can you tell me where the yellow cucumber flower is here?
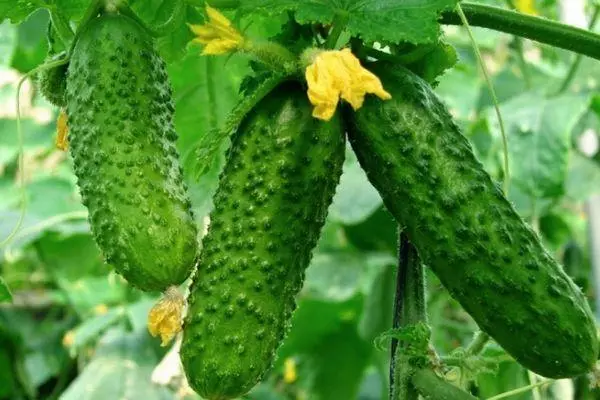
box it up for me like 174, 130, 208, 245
188, 4, 244, 55
305, 48, 391, 121
56, 109, 68, 151
147, 286, 185, 346
515, 0, 538, 16
283, 358, 298, 383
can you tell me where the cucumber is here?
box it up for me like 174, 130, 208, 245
65, 13, 198, 292
38, 51, 68, 107
344, 64, 598, 378
181, 82, 345, 400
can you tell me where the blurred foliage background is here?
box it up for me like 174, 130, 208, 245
1, 0, 600, 399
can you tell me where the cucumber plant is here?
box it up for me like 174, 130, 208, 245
4, 1, 600, 399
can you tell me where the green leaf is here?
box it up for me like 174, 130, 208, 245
65, 307, 126, 356
185, 68, 284, 181
10, 9, 48, 73
169, 52, 251, 216
566, 152, 600, 201
35, 233, 105, 281
304, 251, 394, 302
304, 320, 372, 400
343, 206, 397, 253
0, 118, 54, 166
488, 93, 590, 198
405, 41, 458, 84
277, 296, 364, 362
238, 0, 458, 45
539, 212, 572, 251
358, 263, 395, 343
0, 0, 39, 24
328, 146, 382, 224
0, 277, 12, 302
61, 327, 172, 400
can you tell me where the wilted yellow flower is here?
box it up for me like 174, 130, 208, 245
56, 109, 68, 151
305, 48, 391, 121
515, 0, 538, 15
283, 358, 297, 383
188, 4, 244, 55
94, 303, 108, 315
62, 330, 75, 347
148, 286, 185, 346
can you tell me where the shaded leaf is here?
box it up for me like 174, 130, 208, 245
304, 251, 394, 302
65, 307, 126, 356
566, 152, 600, 200
488, 93, 590, 198
61, 327, 172, 400
0, 0, 38, 24
0, 276, 11, 302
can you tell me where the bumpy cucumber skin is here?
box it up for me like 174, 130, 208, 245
181, 83, 345, 400
38, 51, 68, 107
345, 64, 598, 378
65, 14, 198, 292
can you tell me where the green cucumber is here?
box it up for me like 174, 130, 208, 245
181, 82, 345, 400
38, 51, 68, 107
65, 13, 198, 292
345, 64, 598, 378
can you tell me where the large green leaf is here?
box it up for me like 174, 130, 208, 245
488, 92, 590, 198
0, 0, 38, 24
238, 0, 458, 45
304, 320, 372, 400
169, 52, 247, 217
61, 327, 172, 400
9, 9, 48, 73
65, 307, 126, 356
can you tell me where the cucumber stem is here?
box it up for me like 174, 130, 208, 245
389, 231, 426, 400
466, 331, 490, 355
117, 0, 186, 37
502, 0, 531, 89
324, 11, 349, 49
441, 2, 600, 61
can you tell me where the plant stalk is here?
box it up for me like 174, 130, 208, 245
555, 4, 600, 94
441, 2, 600, 61
389, 231, 426, 400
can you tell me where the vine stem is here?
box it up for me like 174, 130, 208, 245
455, 4, 510, 195
487, 378, 554, 400
466, 331, 490, 355
555, 4, 600, 95
441, 2, 600, 61
503, 0, 531, 89
389, 231, 426, 400
0, 58, 70, 249
324, 11, 349, 49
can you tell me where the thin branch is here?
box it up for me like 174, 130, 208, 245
441, 2, 600, 61
555, 5, 600, 95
